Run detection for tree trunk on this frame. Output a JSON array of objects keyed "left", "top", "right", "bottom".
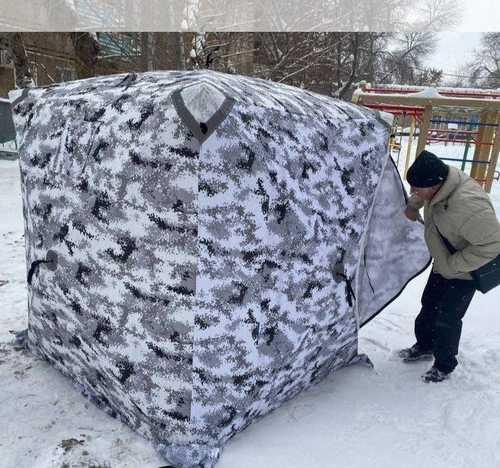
[
  {"left": 71, "top": 33, "right": 100, "bottom": 79},
  {"left": 174, "top": 33, "right": 186, "bottom": 70}
]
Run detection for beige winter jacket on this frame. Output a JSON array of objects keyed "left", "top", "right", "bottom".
[{"left": 408, "top": 167, "right": 500, "bottom": 280}]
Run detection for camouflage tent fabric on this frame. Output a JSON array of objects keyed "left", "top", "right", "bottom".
[{"left": 10, "top": 70, "right": 430, "bottom": 468}]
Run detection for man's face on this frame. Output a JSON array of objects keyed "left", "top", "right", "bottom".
[{"left": 410, "top": 184, "right": 442, "bottom": 201}]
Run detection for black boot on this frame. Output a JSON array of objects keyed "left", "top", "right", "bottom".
[
  {"left": 398, "top": 343, "right": 433, "bottom": 363},
  {"left": 421, "top": 365, "right": 450, "bottom": 383}
]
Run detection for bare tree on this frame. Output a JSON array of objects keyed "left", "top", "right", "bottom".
[
  {"left": 412, "top": 0, "right": 462, "bottom": 32},
  {"left": 469, "top": 33, "right": 500, "bottom": 89},
  {"left": 0, "top": 30, "right": 450, "bottom": 99},
  {"left": 0, "top": 33, "right": 33, "bottom": 87},
  {"left": 378, "top": 32, "right": 437, "bottom": 84},
  {"left": 188, "top": 0, "right": 458, "bottom": 32},
  {"left": 70, "top": 33, "right": 100, "bottom": 78},
  {"left": 172, "top": 33, "right": 187, "bottom": 70},
  {"left": 183, "top": 31, "right": 442, "bottom": 96}
]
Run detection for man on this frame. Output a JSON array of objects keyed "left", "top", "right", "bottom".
[{"left": 401, "top": 150, "right": 500, "bottom": 383}]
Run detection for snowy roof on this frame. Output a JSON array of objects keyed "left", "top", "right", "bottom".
[
  {"left": 411, "top": 88, "right": 442, "bottom": 99},
  {"left": 355, "top": 86, "right": 500, "bottom": 112},
  {"left": 365, "top": 83, "right": 500, "bottom": 96}
]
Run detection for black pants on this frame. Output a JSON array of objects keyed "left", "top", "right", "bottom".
[{"left": 415, "top": 271, "right": 476, "bottom": 374}]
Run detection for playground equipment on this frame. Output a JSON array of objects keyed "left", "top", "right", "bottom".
[
  {"left": 353, "top": 84, "right": 500, "bottom": 192},
  {"left": 388, "top": 117, "right": 404, "bottom": 166}
]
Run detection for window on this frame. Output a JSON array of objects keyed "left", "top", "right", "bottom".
[
  {"left": 0, "top": 49, "right": 10, "bottom": 66},
  {"left": 56, "top": 65, "right": 76, "bottom": 83}
]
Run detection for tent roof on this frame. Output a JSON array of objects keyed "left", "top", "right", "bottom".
[{"left": 14, "top": 70, "right": 387, "bottom": 128}]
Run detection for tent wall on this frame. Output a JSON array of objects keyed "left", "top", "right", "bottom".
[
  {"left": 12, "top": 79, "right": 199, "bottom": 448},
  {"left": 189, "top": 101, "right": 390, "bottom": 458}
]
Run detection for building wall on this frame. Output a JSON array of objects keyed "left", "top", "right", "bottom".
[
  {"left": 23, "top": 33, "right": 78, "bottom": 87},
  {"left": 95, "top": 33, "right": 185, "bottom": 76},
  {"left": 0, "top": 64, "right": 15, "bottom": 98}
]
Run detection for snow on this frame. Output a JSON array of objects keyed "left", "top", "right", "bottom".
[
  {"left": 378, "top": 110, "right": 395, "bottom": 126},
  {"left": 365, "top": 83, "right": 500, "bottom": 96},
  {"left": 63, "top": 0, "right": 76, "bottom": 13},
  {"left": 1, "top": 139, "right": 500, "bottom": 467},
  {"left": 412, "top": 88, "right": 442, "bottom": 99}
]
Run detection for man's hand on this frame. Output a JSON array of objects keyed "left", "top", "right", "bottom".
[{"left": 405, "top": 206, "right": 419, "bottom": 222}]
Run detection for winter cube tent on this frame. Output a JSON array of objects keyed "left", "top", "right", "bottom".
[{"left": 10, "top": 70, "right": 430, "bottom": 468}]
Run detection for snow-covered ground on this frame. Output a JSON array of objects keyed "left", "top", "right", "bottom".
[{"left": 1, "top": 140, "right": 499, "bottom": 468}]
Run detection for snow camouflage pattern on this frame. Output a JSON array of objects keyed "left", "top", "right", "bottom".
[{"left": 10, "top": 70, "right": 430, "bottom": 468}]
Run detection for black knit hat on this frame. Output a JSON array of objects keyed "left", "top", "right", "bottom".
[{"left": 406, "top": 150, "right": 449, "bottom": 188}]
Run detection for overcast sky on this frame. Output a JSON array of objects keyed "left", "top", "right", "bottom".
[
  {"left": 456, "top": 0, "right": 499, "bottom": 31},
  {"left": 425, "top": 32, "right": 482, "bottom": 76},
  {"left": 424, "top": 0, "right": 498, "bottom": 80}
]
